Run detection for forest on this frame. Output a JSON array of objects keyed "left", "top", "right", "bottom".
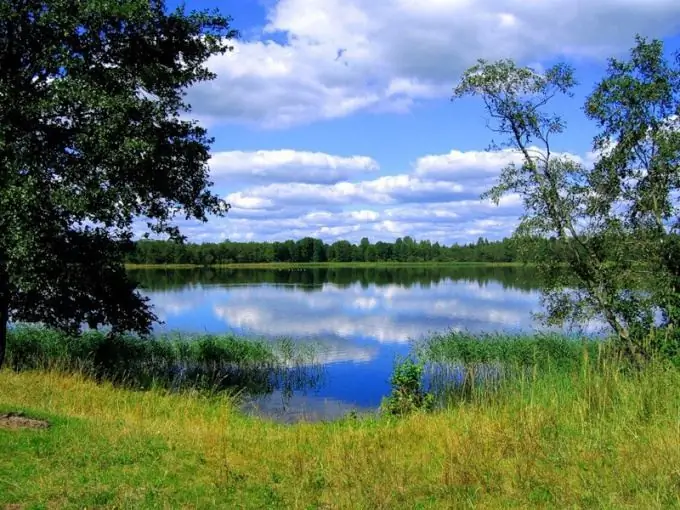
[{"left": 125, "top": 236, "right": 555, "bottom": 265}]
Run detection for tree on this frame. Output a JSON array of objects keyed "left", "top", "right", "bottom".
[
  {"left": 359, "top": 237, "right": 370, "bottom": 262},
  {"left": 453, "top": 36, "right": 680, "bottom": 357},
  {"left": 0, "top": 0, "right": 237, "bottom": 367},
  {"left": 297, "top": 237, "right": 316, "bottom": 263},
  {"left": 584, "top": 36, "right": 680, "bottom": 344},
  {"left": 331, "top": 240, "right": 353, "bottom": 262},
  {"left": 312, "top": 239, "right": 327, "bottom": 263}
]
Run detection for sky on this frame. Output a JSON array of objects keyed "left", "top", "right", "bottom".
[{"left": 158, "top": 0, "right": 680, "bottom": 246}]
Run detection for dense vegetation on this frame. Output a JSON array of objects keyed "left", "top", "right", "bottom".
[
  {"left": 0, "top": 0, "right": 235, "bottom": 368},
  {"left": 126, "top": 236, "right": 566, "bottom": 265},
  {"left": 417, "top": 331, "right": 602, "bottom": 370},
  {"left": 5, "top": 326, "right": 322, "bottom": 397}
]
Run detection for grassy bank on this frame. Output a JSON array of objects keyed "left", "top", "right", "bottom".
[
  {"left": 6, "top": 327, "right": 322, "bottom": 396},
  {"left": 125, "top": 261, "right": 528, "bottom": 270},
  {"left": 2, "top": 357, "right": 680, "bottom": 508}
]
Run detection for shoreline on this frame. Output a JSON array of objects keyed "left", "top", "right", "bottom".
[{"left": 125, "top": 261, "right": 531, "bottom": 270}]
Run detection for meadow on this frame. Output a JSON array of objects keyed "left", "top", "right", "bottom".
[{"left": 2, "top": 328, "right": 680, "bottom": 508}]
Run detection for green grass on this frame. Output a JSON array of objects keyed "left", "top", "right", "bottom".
[
  {"left": 125, "top": 261, "right": 528, "bottom": 270},
  {"left": 6, "top": 326, "right": 322, "bottom": 397},
  {"left": 2, "top": 354, "right": 680, "bottom": 508},
  {"left": 416, "top": 330, "right": 603, "bottom": 369}
]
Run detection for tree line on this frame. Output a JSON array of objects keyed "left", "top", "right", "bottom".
[
  {"left": 127, "top": 233, "right": 676, "bottom": 267},
  {"left": 125, "top": 236, "right": 567, "bottom": 265}
]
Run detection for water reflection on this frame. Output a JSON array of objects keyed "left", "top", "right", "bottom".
[
  {"left": 130, "top": 267, "right": 588, "bottom": 421},
  {"left": 241, "top": 392, "right": 374, "bottom": 424},
  {"left": 129, "top": 266, "right": 548, "bottom": 292}
]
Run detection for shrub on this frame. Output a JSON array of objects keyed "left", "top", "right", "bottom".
[{"left": 382, "top": 357, "right": 435, "bottom": 416}]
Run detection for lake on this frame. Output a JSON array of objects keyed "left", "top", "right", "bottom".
[{"left": 129, "top": 266, "right": 599, "bottom": 422}]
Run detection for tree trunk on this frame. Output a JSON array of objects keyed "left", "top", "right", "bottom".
[{"left": 0, "top": 265, "right": 8, "bottom": 370}]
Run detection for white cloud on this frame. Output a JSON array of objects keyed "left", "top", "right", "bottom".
[
  {"left": 414, "top": 148, "right": 524, "bottom": 181},
  {"left": 171, "top": 200, "right": 522, "bottom": 245},
  {"left": 224, "top": 174, "right": 469, "bottom": 210},
  {"left": 210, "top": 150, "right": 379, "bottom": 184},
  {"left": 187, "top": 0, "right": 680, "bottom": 127},
  {"left": 414, "top": 147, "right": 587, "bottom": 182},
  {"left": 141, "top": 139, "right": 580, "bottom": 244},
  {"left": 202, "top": 144, "right": 553, "bottom": 244},
  {"left": 154, "top": 139, "right": 571, "bottom": 244}
]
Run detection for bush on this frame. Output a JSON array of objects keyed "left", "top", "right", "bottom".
[{"left": 382, "top": 357, "right": 435, "bottom": 416}]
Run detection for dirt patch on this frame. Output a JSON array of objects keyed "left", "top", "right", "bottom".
[{"left": 0, "top": 412, "right": 50, "bottom": 430}]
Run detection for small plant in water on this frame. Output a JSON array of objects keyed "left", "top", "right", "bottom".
[{"left": 382, "top": 357, "right": 435, "bottom": 416}]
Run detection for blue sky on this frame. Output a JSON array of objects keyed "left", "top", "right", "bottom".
[{"left": 162, "top": 0, "right": 680, "bottom": 245}]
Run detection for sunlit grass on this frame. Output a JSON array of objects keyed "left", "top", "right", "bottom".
[{"left": 2, "top": 355, "right": 679, "bottom": 508}]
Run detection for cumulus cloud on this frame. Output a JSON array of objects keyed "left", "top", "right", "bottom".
[
  {"left": 169, "top": 199, "right": 523, "bottom": 245},
  {"left": 140, "top": 138, "right": 587, "bottom": 244},
  {"left": 224, "top": 174, "right": 470, "bottom": 210},
  {"left": 210, "top": 150, "right": 379, "bottom": 184},
  {"left": 194, "top": 143, "right": 566, "bottom": 244},
  {"left": 187, "top": 0, "right": 680, "bottom": 127},
  {"left": 414, "top": 147, "right": 587, "bottom": 181}
]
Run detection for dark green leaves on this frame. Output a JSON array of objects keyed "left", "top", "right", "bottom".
[{"left": 0, "top": 0, "right": 237, "bottom": 363}]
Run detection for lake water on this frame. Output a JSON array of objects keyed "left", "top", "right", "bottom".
[{"left": 129, "top": 266, "right": 597, "bottom": 422}]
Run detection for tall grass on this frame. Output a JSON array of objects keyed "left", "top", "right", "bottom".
[
  {"left": 414, "top": 331, "right": 615, "bottom": 407},
  {"left": 1, "top": 356, "right": 679, "bottom": 508},
  {"left": 416, "top": 330, "right": 601, "bottom": 368},
  {"left": 6, "top": 326, "right": 323, "bottom": 397}
]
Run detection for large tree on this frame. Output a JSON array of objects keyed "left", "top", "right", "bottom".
[
  {"left": 453, "top": 37, "right": 680, "bottom": 357},
  {"left": 0, "top": 0, "right": 237, "bottom": 367}
]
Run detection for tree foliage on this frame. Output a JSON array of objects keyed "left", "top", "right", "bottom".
[
  {"left": 0, "top": 0, "right": 237, "bottom": 367},
  {"left": 126, "top": 236, "right": 548, "bottom": 265},
  {"left": 453, "top": 36, "right": 680, "bottom": 357}
]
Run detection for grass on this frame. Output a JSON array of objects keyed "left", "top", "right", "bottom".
[
  {"left": 416, "top": 330, "right": 603, "bottom": 369},
  {"left": 2, "top": 354, "right": 680, "bottom": 508},
  {"left": 125, "top": 261, "right": 528, "bottom": 270},
  {"left": 6, "top": 326, "right": 323, "bottom": 397}
]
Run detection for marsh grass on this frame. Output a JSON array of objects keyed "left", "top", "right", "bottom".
[
  {"left": 416, "top": 331, "right": 632, "bottom": 409},
  {"left": 416, "top": 330, "right": 601, "bottom": 369},
  {"left": 1, "top": 353, "right": 679, "bottom": 508},
  {"left": 6, "top": 326, "right": 324, "bottom": 398}
]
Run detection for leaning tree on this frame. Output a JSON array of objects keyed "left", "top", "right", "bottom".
[
  {"left": 0, "top": 0, "right": 237, "bottom": 367},
  {"left": 453, "top": 36, "right": 680, "bottom": 358}
]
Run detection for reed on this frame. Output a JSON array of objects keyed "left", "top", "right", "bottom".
[{"left": 6, "top": 326, "right": 323, "bottom": 397}]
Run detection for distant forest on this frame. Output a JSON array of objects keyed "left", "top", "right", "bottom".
[{"left": 125, "top": 236, "right": 566, "bottom": 265}]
